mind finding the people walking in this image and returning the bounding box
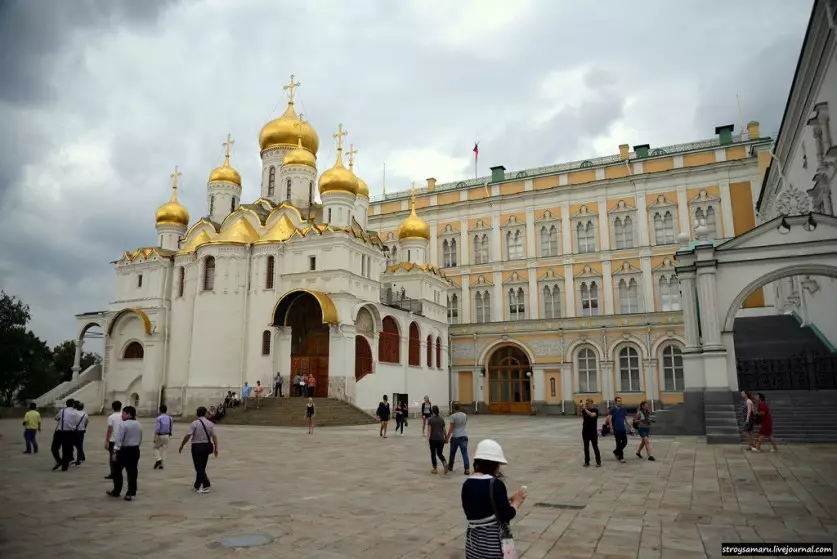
[461,439,527,559]
[300,374,308,397]
[179,406,218,493]
[741,391,756,451]
[754,393,778,453]
[634,400,655,461]
[274,372,283,398]
[107,405,141,501]
[241,382,252,411]
[307,374,317,398]
[255,381,264,409]
[154,404,173,470]
[421,396,432,435]
[580,398,601,467]
[22,402,41,454]
[52,399,78,471]
[394,401,407,436]
[104,400,123,480]
[306,397,316,434]
[447,403,470,474]
[427,405,448,474]
[72,401,89,466]
[607,397,628,463]
[376,395,391,438]
[293,373,302,397]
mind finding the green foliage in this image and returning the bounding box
[52,340,101,383]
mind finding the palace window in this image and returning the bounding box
[505,230,524,260]
[694,207,718,239]
[659,275,682,311]
[447,294,459,324]
[613,216,634,249]
[618,278,640,314]
[123,342,144,359]
[261,330,271,356]
[577,347,598,392]
[474,290,491,323]
[436,337,442,368]
[426,335,433,367]
[379,316,400,363]
[618,346,641,392]
[653,211,676,245]
[508,288,526,321]
[266,255,275,289]
[308,181,314,208]
[576,221,596,253]
[409,322,420,366]
[540,225,559,257]
[442,238,458,267]
[542,285,561,319]
[579,281,599,317]
[662,345,684,391]
[474,234,489,264]
[203,256,215,291]
[549,377,557,398]
[309,256,316,271]
[328,208,332,223]
[268,166,276,196]
[178,267,185,297]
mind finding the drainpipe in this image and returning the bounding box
[158,260,173,412]
[472,333,478,414]
[447,332,452,415]
[238,250,252,392]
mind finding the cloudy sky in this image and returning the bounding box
[0,0,813,347]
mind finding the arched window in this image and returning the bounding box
[123,341,144,359]
[577,221,595,253]
[308,180,314,208]
[447,294,459,324]
[543,285,561,318]
[442,239,450,267]
[475,290,491,323]
[261,330,271,355]
[286,178,292,201]
[549,377,557,397]
[426,335,433,366]
[662,345,684,391]
[436,337,442,368]
[705,206,717,239]
[409,322,420,366]
[177,266,185,297]
[230,197,236,213]
[580,281,599,316]
[618,346,641,392]
[659,275,682,311]
[474,234,489,264]
[509,288,525,320]
[619,216,634,248]
[577,347,597,392]
[379,316,400,363]
[266,255,275,289]
[618,278,640,314]
[505,230,523,260]
[268,166,276,196]
[614,217,625,249]
[203,256,215,291]
[540,225,558,256]
[450,238,457,266]
[391,246,398,264]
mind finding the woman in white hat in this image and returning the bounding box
[461,439,527,558]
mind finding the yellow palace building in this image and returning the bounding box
[368,122,773,414]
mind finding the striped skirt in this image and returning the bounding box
[466,515,503,559]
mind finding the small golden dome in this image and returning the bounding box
[156,169,189,227]
[259,101,319,154]
[283,137,317,169]
[398,197,430,240]
[208,154,242,186]
[356,176,369,197]
[319,149,358,196]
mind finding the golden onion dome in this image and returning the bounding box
[356,176,369,197]
[398,197,430,240]
[259,101,319,154]
[283,137,317,169]
[208,154,242,186]
[318,148,358,196]
[156,189,190,228]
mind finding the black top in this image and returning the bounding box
[427,415,446,441]
[395,405,405,417]
[376,402,391,420]
[581,406,599,433]
[306,404,315,417]
[461,476,517,523]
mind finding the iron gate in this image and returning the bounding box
[737,352,837,391]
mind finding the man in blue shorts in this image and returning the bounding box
[607,397,628,463]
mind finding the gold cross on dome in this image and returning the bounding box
[295,114,305,139]
[333,123,348,151]
[346,144,358,169]
[283,74,301,103]
[222,133,234,158]
[170,165,182,191]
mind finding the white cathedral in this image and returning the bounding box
[67,78,451,415]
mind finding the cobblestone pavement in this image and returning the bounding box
[1,414,836,558]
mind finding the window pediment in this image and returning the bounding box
[613,261,642,277]
[575,265,602,279]
[470,219,492,232]
[439,223,459,237]
[500,215,525,229]
[536,209,560,224]
[689,189,720,205]
[607,199,637,215]
[472,274,493,286]
[571,205,597,219]
[538,269,564,282]
[503,271,528,285]
[648,194,677,210]
[653,257,677,272]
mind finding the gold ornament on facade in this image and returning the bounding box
[398,183,430,240]
[318,123,359,195]
[346,143,369,197]
[283,114,317,169]
[208,134,242,186]
[209,217,260,245]
[156,165,190,227]
[259,74,320,154]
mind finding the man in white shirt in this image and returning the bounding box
[72,401,89,466]
[103,400,123,480]
[51,399,79,471]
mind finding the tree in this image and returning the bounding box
[52,340,101,383]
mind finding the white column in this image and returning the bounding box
[461,274,471,324]
[525,208,536,258]
[429,226,438,267]
[491,214,501,263]
[636,193,650,247]
[644,358,659,403]
[676,187,690,236]
[602,260,615,315]
[72,339,83,379]
[561,202,572,255]
[561,362,573,406]
[697,265,723,349]
[602,361,614,400]
[679,270,701,351]
[492,272,503,321]
[276,328,292,384]
[597,197,610,251]
[640,256,654,312]
[719,180,735,239]
[459,219,470,265]
[527,268,539,320]
[564,264,576,317]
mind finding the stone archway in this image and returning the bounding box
[486,344,533,414]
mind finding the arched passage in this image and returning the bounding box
[355,336,373,381]
[272,289,338,397]
[486,344,532,414]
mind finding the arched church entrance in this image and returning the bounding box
[486,344,532,414]
[355,336,373,381]
[273,290,338,398]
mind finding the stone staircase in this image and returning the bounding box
[704,400,741,445]
[34,364,101,408]
[733,315,831,359]
[196,397,378,427]
[735,390,837,444]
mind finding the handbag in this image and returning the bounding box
[198,419,214,453]
[489,477,518,559]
